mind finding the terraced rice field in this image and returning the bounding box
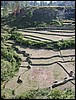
[5,29,75,95]
[18,29,75,41]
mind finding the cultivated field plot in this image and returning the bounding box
[5,48,75,95]
[3,26,75,95]
[18,30,75,41]
[1,3,75,99]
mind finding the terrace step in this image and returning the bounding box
[24,35,51,42]
[20,62,28,67]
[18,29,75,36]
[6,40,15,44]
[30,54,75,59]
[31,60,75,66]
[19,31,75,41]
[5,43,13,46]
[24,36,42,42]
[31,56,75,65]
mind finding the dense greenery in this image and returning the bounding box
[1,29,22,86]
[1,6,75,28]
[1,46,21,85]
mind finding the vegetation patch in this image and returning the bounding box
[2,88,74,99]
[2,6,75,28]
[9,29,75,50]
[1,28,22,86]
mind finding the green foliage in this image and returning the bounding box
[38,22,47,27]
[48,89,62,99]
[31,41,46,48]
[1,88,13,99]
[2,6,75,28]
[47,88,75,99]
[1,28,22,86]
[15,89,48,99]
[57,39,75,49]
[1,46,21,62]
[1,84,75,99]
[1,33,11,42]
[1,43,21,84]
[1,59,15,83]
[50,20,63,26]
[10,30,75,50]
[14,88,75,99]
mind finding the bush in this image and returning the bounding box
[57,39,75,50]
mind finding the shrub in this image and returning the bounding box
[57,39,75,50]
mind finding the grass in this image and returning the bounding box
[1,87,74,99]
